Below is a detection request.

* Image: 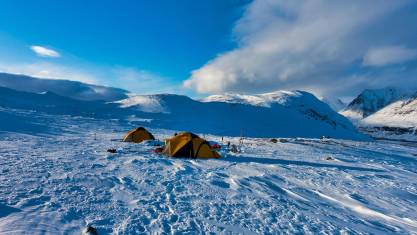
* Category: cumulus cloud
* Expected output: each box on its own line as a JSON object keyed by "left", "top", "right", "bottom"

{"left": 184, "top": 0, "right": 416, "bottom": 97}
{"left": 363, "top": 46, "right": 417, "bottom": 67}
{"left": 30, "top": 45, "right": 60, "bottom": 58}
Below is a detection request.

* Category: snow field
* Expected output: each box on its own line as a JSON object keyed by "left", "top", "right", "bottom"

{"left": 0, "top": 112, "right": 416, "bottom": 234}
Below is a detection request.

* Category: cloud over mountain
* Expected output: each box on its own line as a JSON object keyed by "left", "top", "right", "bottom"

{"left": 185, "top": 0, "right": 417, "bottom": 97}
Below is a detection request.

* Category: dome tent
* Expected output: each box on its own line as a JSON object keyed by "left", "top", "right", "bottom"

{"left": 123, "top": 127, "right": 155, "bottom": 143}
{"left": 163, "top": 132, "right": 221, "bottom": 159}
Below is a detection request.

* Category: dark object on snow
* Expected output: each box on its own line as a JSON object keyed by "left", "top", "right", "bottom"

{"left": 86, "top": 225, "right": 98, "bottom": 235}
{"left": 326, "top": 156, "right": 334, "bottom": 160}
{"left": 270, "top": 138, "right": 278, "bottom": 143}
{"left": 210, "top": 143, "right": 222, "bottom": 149}
{"left": 227, "top": 141, "right": 231, "bottom": 147}
{"left": 153, "top": 147, "right": 164, "bottom": 153}
{"left": 107, "top": 148, "right": 117, "bottom": 153}
{"left": 279, "top": 138, "right": 289, "bottom": 143}
{"left": 230, "top": 144, "right": 239, "bottom": 153}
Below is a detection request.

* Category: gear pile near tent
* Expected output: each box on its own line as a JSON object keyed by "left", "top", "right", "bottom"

{"left": 163, "top": 132, "right": 221, "bottom": 159}
{"left": 123, "top": 127, "right": 155, "bottom": 143}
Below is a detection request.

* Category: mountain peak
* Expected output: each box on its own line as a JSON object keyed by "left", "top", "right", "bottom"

{"left": 341, "top": 87, "right": 407, "bottom": 120}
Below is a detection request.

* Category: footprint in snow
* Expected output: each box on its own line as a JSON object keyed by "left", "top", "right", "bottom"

{"left": 0, "top": 204, "right": 21, "bottom": 218}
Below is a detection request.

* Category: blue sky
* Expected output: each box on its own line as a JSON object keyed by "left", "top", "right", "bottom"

{"left": 1, "top": 0, "right": 417, "bottom": 98}
{"left": 0, "top": 0, "right": 247, "bottom": 95}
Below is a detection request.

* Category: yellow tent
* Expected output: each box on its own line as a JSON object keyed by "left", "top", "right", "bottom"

{"left": 123, "top": 127, "right": 155, "bottom": 143}
{"left": 163, "top": 132, "right": 221, "bottom": 159}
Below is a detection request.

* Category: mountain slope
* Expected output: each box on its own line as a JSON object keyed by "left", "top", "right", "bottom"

{"left": 0, "top": 86, "right": 136, "bottom": 119}
{"left": 320, "top": 97, "right": 346, "bottom": 112}
{"left": 362, "top": 94, "right": 417, "bottom": 128}
{"left": 341, "top": 88, "right": 406, "bottom": 121}
{"left": 0, "top": 72, "right": 128, "bottom": 101}
{"left": 118, "top": 91, "right": 367, "bottom": 140}
{"left": 0, "top": 84, "right": 367, "bottom": 140}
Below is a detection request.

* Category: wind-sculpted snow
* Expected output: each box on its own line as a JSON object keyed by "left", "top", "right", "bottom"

{"left": 0, "top": 110, "right": 416, "bottom": 234}
{"left": 0, "top": 72, "right": 128, "bottom": 102}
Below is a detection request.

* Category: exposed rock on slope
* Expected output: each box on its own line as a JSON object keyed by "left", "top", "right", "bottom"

{"left": 341, "top": 88, "right": 405, "bottom": 121}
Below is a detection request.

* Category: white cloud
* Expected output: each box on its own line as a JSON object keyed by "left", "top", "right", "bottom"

{"left": 30, "top": 45, "right": 61, "bottom": 58}
{"left": 363, "top": 46, "right": 417, "bottom": 67}
{"left": 184, "top": 0, "right": 414, "bottom": 96}
{"left": 0, "top": 39, "right": 180, "bottom": 95}
{"left": 111, "top": 67, "right": 181, "bottom": 94}
{"left": 0, "top": 62, "right": 181, "bottom": 94}
{"left": 0, "top": 62, "right": 98, "bottom": 84}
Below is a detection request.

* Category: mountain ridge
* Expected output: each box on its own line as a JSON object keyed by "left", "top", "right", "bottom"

{"left": 0, "top": 72, "right": 128, "bottom": 102}
{"left": 340, "top": 87, "right": 407, "bottom": 121}
{"left": 116, "top": 91, "right": 367, "bottom": 140}
{"left": 0, "top": 72, "right": 367, "bottom": 140}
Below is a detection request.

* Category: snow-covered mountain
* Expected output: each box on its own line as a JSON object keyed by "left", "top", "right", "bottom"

{"left": 0, "top": 86, "right": 136, "bottom": 119}
{"left": 320, "top": 97, "right": 346, "bottom": 112}
{"left": 340, "top": 88, "right": 406, "bottom": 121}
{"left": 0, "top": 73, "right": 366, "bottom": 140}
{"left": 362, "top": 93, "right": 417, "bottom": 128}
{"left": 357, "top": 93, "right": 417, "bottom": 140}
{"left": 201, "top": 93, "right": 268, "bottom": 107}
{"left": 117, "top": 91, "right": 367, "bottom": 140}
{"left": 337, "top": 87, "right": 417, "bottom": 141}
{"left": 0, "top": 72, "right": 128, "bottom": 101}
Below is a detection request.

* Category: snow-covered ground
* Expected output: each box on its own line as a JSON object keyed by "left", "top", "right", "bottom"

{"left": 1, "top": 109, "right": 417, "bottom": 234}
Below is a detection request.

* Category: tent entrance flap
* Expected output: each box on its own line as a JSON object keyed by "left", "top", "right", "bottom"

{"left": 172, "top": 141, "right": 194, "bottom": 158}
